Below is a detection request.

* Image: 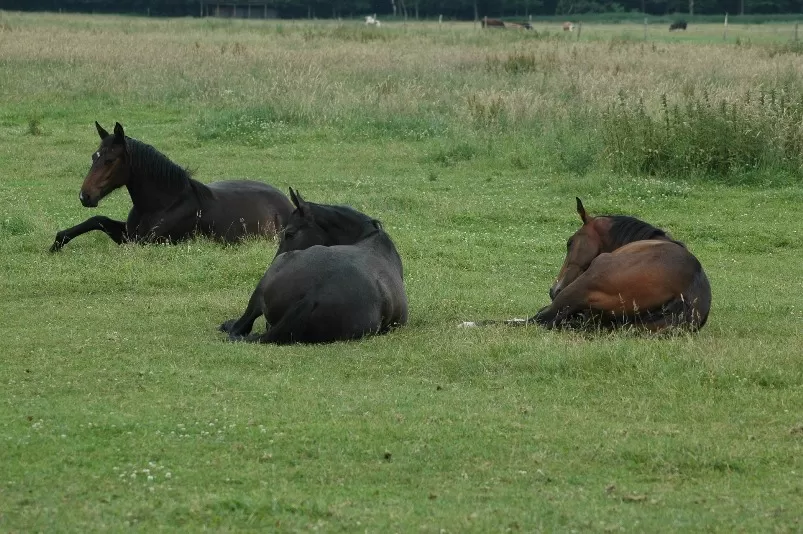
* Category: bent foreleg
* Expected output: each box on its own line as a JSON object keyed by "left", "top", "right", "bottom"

{"left": 50, "top": 216, "right": 128, "bottom": 252}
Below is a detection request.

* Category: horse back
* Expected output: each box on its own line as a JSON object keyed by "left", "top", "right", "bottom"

{"left": 199, "top": 179, "right": 293, "bottom": 239}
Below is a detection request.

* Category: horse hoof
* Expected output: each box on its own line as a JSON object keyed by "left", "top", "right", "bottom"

{"left": 219, "top": 320, "right": 236, "bottom": 333}
{"left": 49, "top": 241, "right": 64, "bottom": 252}
{"left": 458, "top": 321, "right": 477, "bottom": 328}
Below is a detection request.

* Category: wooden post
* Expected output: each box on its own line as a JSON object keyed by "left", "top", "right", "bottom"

{"left": 723, "top": 12, "right": 728, "bottom": 41}
{"left": 644, "top": 17, "right": 648, "bottom": 40}
{"left": 439, "top": 14, "right": 442, "bottom": 28}
{"left": 796, "top": 22, "right": 799, "bottom": 42}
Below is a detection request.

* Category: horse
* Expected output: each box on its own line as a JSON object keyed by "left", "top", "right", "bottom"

{"left": 669, "top": 20, "right": 688, "bottom": 31}
{"left": 219, "top": 189, "right": 408, "bottom": 344}
{"left": 365, "top": 14, "right": 381, "bottom": 26}
{"left": 533, "top": 198, "right": 711, "bottom": 331}
{"left": 459, "top": 198, "right": 710, "bottom": 332}
{"left": 562, "top": 21, "right": 575, "bottom": 32}
{"left": 49, "top": 122, "right": 293, "bottom": 252}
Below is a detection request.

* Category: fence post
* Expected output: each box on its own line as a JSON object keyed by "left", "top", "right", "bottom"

{"left": 796, "top": 22, "right": 799, "bottom": 42}
{"left": 439, "top": 14, "right": 442, "bottom": 28}
{"left": 723, "top": 12, "right": 728, "bottom": 41}
{"left": 577, "top": 21, "right": 582, "bottom": 40}
{"left": 644, "top": 17, "right": 648, "bottom": 41}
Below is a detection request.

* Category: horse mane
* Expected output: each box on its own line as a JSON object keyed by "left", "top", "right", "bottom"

{"left": 604, "top": 215, "right": 683, "bottom": 249}
{"left": 309, "top": 203, "right": 380, "bottom": 236}
{"left": 126, "top": 137, "right": 199, "bottom": 195}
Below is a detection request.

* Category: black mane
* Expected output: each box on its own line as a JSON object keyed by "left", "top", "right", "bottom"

{"left": 126, "top": 137, "right": 193, "bottom": 193}
{"left": 309, "top": 202, "right": 381, "bottom": 236}
{"left": 604, "top": 215, "right": 682, "bottom": 249}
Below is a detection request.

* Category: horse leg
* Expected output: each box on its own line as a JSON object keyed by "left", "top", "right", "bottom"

{"left": 220, "top": 286, "right": 264, "bottom": 340}
{"left": 531, "top": 282, "right": 593, "bottom": 328}
{"left": 50, "top": 216, "right": 128, "bottom": 252}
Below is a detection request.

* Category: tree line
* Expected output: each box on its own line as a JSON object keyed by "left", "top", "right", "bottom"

{"left": 3, "top": 0, "right": 802, "bottom": 18}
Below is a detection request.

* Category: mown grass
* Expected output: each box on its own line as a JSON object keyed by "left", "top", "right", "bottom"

{"left": 1, "top": 12, "right": 802, "bottom": 532}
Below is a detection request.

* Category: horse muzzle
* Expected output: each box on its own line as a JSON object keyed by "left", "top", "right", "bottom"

{"left": 549, "top": 285, "right": 560, "bottom": 301}
{"left": 79, "top": 191, "right": 98, "bottom": 208}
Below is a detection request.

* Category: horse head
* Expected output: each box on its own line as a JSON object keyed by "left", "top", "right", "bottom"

{"left": 79, "top": 121, "right": 131, "bottom": 207}
{"left": 549, "top": 197, "right": 609, "bottom": 300}
{"left": 277, "top": 188, "right": 382, "bottom": 255}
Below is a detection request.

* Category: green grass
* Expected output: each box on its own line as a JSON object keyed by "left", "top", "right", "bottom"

{"left": 1, "top": 13, "right": 802, "bottom": 532}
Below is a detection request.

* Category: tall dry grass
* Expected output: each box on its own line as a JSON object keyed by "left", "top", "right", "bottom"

{"left": 1, "top": 12, "right": 802, "bottom": 180}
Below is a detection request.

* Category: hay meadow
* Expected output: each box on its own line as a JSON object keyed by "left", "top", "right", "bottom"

{"left": 1, "top": 11, "right": 802, "bottom": 531}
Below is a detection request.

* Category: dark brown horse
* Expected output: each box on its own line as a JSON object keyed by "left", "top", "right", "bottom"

{"left": 220, "top": 189, "right": 408, "bottom": 344}
{"left": 533, "top": 198, "right": 711, "bottom": 331}
{"left": 50, "top": 122, "right": 293, "bottom": 251}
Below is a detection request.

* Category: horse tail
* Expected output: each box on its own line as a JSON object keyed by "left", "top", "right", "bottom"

{"left": 683, "top": 265, "right": 712, "bottom": 330}
{"left": 459, "top": 318, "right": 530, "bottom": 328}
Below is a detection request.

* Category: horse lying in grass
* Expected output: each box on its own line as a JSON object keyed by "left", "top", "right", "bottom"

{"left": 220, "top": 189, "right": 408, "bottom": 344}
{"left": 50, "top": 122, "right": 293, "bottom": 251}
{"left": 462, "top": 198, "right": 711, "bottom": 332}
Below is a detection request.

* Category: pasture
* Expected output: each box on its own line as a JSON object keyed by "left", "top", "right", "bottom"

{"left": 1, "top": 12, "right": 802, "bottom": 531}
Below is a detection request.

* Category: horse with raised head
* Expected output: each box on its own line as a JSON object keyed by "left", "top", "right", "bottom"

{"left": 50, "top": 122, "right": 293, "bottom": 251}
{"left": 533, "top": 198, "right": 711, "bottom": 331}
{"left": 220, "top": 189, "right": 408, "bottom": 344}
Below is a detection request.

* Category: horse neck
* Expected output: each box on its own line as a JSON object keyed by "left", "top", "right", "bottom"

{"left": 600, "top": 216, "right": 672, "bottom": 252}
{"left": 124, "top": 139, "right": 203, "bottom": 212}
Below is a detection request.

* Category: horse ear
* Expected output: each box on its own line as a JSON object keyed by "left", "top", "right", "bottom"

{"left": 576, "top": 197, "right": 589, "bottom": 224}
{"left": 288, "top": 188, "right": 312, "bottom": 218}
{"left": 113, "top": 122, "right": 125, "bottom": 143}
{"left": 95, "top": 121, "right": 109, "bottom": 139}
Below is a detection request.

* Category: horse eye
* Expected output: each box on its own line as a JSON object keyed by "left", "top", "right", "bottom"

{"left": 283, "top": 230, "right": 294, "bottom": 240}
{"left": 92, "top": 152, "right": 100, "bottom": 162}
{"left": 567, "top": 239, "right": 573, "bottom": 250}
{"left": 104, "top": 158, "right": 114, "bottom": 165}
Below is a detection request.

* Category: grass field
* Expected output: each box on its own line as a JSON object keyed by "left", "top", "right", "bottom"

{"left": 1, "top": 11, "right": 802, "bottom": 531}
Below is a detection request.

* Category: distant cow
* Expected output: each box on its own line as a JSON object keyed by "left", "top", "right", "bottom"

{"left": 562, "top": 21, "right": 575, "bottom": 32}
{"left": 365, "top": 14, "right": 381, "bottom": 27}
{"left": 669, "top": 20, "right": 687, "bottom": 31}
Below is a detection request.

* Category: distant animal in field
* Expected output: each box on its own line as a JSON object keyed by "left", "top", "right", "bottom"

{"left": 220, "top": 189, "right": 408, "bottom": 344}
{"left": 562, "top": 21, "right": 575, "bottom": 31}
{"left": 481, "top": 17, "right": 506, "bottom": 29}
{"left": 365, "top": 14, "right": 381, "bottom": 26}
{"left": 669, "top": 20, "right": 687, "bottom": 31}
{"left": 461, "top": 198, "right": 711, "bottom": 332}
{"left": 482, "top": 17, "right": 532, "bottom": 30}
{"left": 50, "top": 122, "right": 293, "bottom": 252}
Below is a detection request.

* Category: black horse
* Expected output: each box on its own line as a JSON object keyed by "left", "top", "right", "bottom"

{"left": 220, "top": 189, "right": 408, "bottom": 344}
{"left": 669, "top": 20, "right": 688, "bottom": 31}
{"left": 50, "top": 122, "right": 293, "bottom": 251}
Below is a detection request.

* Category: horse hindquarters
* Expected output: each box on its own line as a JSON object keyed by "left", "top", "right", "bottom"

{"left": 261, "top": 291, "right": 385, "bottom": 344}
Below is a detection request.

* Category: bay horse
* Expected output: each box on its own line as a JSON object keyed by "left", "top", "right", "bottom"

{"left": 220, "top": 189, "right": 408, "bottom": 344}
{"left": 50, "top": 122, "right": 293, "bottom": 251}
{"left": 533, "top": 198, "right": 711, "bottom": 331}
